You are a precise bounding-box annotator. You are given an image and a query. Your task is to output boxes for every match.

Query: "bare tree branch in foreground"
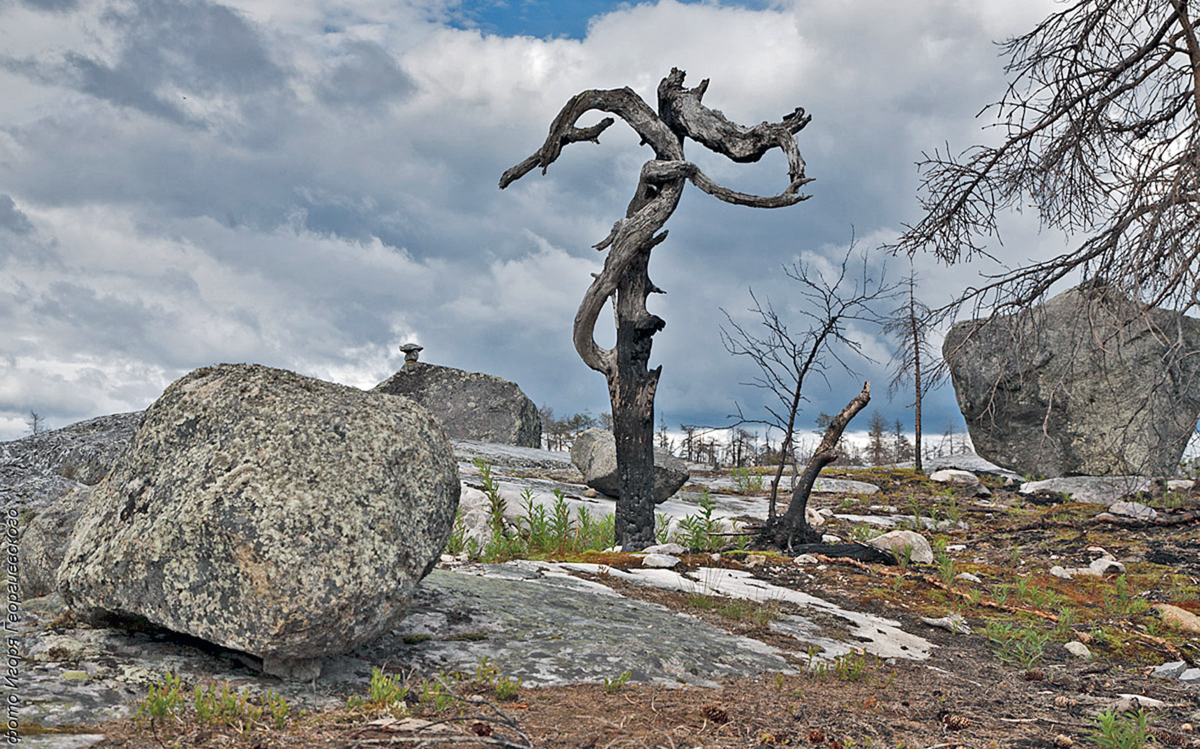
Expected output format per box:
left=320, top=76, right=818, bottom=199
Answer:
left=889, top=2, right=1200, bottom=316
left=502, top=68, right=812, bottom=548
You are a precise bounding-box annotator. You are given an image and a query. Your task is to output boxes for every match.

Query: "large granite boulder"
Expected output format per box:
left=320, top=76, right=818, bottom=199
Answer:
left=58, top=363, right=460, bottom=678
left=0, top=412, right=142, bottom=486
left=944, top=283, right=1200, bottom=477
left=374, top=362, right=540, bottom=448
left=570, top=428, right=689, bottom=504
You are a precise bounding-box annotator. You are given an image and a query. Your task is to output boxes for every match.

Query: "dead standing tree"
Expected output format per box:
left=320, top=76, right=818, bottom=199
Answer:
left=501, top=68, right=812, bottom=548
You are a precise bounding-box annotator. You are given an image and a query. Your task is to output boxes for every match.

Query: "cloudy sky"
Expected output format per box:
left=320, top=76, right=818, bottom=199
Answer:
left=0, top=0, right=1077, bottom=446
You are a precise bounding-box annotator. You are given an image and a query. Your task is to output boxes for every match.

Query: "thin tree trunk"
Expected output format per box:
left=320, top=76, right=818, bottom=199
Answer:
left=765, top=382, right=871, bottom=551
left=911, top=288, right=924, bottom=472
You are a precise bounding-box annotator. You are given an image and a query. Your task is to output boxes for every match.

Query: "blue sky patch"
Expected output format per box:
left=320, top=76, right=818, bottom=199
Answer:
left=447, top=0, right=773, bottom=40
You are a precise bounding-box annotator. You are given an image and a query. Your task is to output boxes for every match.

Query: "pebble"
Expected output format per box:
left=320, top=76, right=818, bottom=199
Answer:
left=642, top=543, right=686, bottom=556
left=954, top=572, right=982, bottom=584
left=1150, top=661, right=1188, bottom=679
left=919, top=614, right=971, bottom=635
left=821, top=534, right=842, bottom=544
left=1181, top=668, right=1200, bottom=684
left=793, top=554, right=819, bottom=565
left=1064, top=641, right=1091, bottom=660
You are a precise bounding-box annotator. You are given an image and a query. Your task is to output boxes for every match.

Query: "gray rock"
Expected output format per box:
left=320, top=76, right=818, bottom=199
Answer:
left=929, top=469, right=991, bottom=497
left=640, top=553, right=681, bottom=568
left=812, top=477, right=880, bottom=495
left=0, top=466, right=85, bottom=512
left=374, top=362, right=540, bottom=448
left=943, top=282, right=1200, bottom=477
left=569, top=428, right=688, bottom=504
left=1150, top=660, right=1187, bottom=679
left=1107, top=500, right=1158, bottom=521
left=642, top=543, right=686, bottom=556
left=1019, top=476, right=1153, bottom=505
left=19, top=486, right=92, bottom=598
left=1167, top=478, right=1195, bottom=493
left=954, top=572, right=982, bottom=584
left=1064, top=641, right=1092, bottom=660
left=0, top=412, right=142, bottom=486
left=1180, top=668, right=1200, bottom=683
left=920, top=613, right=970, bottom=634
left=58, top=364, right=460, bottom=675
left=867, top=530, right=934, bottom=565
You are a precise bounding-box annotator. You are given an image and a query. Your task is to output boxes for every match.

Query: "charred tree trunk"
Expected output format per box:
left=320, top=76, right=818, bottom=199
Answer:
left=502, top=69, right=812, bottom=549
left=765, top=382, right=871, bottom=551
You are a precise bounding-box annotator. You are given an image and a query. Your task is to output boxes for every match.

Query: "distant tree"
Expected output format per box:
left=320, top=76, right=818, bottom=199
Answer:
left=889, top=2, right=1200, bottom=315
left=26, top=411, right=46, bottom=436
left=656, top=415, right=673, bottom=454
left=884, top=269, right=944, bottom=472
left=503, top=68, right=813, bottom=549
left=722, top=248, right=896, bottom=519
left=892, top=419, right=914, bottom=464
left=867, top=410, right=888, bottom=466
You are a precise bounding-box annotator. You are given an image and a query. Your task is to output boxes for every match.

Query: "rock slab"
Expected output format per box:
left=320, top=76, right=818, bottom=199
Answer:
left=943, top=282, right=1200, bottom=477
left=569, top=428, right=689, bottom=504
left=58, top=364, right=460, bottom=675
left=374, top=362, right=541, bottom=448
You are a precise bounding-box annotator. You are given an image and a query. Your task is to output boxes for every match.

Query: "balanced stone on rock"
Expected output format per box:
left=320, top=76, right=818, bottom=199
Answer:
left=943, top=282, right=1200, bottom=477
left=57, top=364, right=460, bottom=678
left=374, top=361, right=540, bottom=448
left=569, top=428, right=688, bottom=504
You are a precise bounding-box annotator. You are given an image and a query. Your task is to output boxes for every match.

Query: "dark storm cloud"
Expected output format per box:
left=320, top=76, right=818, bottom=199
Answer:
left=0, top=195, right=34, bottom=235
left=317, top=41, right=416, bottom=111
left=7, top=0, right=283, bottom=124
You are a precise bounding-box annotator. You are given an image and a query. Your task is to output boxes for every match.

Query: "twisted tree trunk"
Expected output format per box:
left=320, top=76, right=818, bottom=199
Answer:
left=502, top=68, right=812, bottom=548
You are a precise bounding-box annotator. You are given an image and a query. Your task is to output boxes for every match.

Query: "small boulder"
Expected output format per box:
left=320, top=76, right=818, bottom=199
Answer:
left=1153, top=604, right=1200, bottom=635
left=1064, top=641, right=1092, bottom=660
left=640, top=554, right=680, bottom=569
left=1019, top=476, right=1152, bottom=505
left=929, top=469, right=991, bottom=497
left=374, top=361, right=541, bottom=448
left=569, top=429, right=688, bottom=504
left=1150, top=661, right=1188, bottom=679
left=867, top=530, right=934, bottom=565
left=58, top=364, right=460, bottom=678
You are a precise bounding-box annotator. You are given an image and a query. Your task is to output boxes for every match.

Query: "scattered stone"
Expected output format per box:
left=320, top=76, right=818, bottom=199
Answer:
left=1151, top=661, right=1188, bottom=679
left=1167, top=478, right=1195, bottom=492
left=954, top=572, right=982, bottom=584
left=1154, top=604, right=1200, bottom=635
left=793, top=554, right=819, bottom=565
left=1049, top=566, right=1075, bottom=580
left=640, top=554, right=681, bottom=569
left=944, top=282, right=1200, bottom=477
left=570, top=429, right=688, bottom=504
left=1019, top=476, right=1153, bottom=505
left=1064, top=641, right=1092, bottom=660
left=1106, top=695, right=1164, bottom=713
left=18, top=486, right=92, bottom=598
left=742, top=554, right=767, bottom=568
left=805, top=506, right=825, bottom=527
left=1087, top=546, right=1116, bottom=560
left=1106, top=500, right=1158, bottom=521
left=374, top=361, right=541, bottom=448
left=1180, top=668, right=1200, bottom=684
left=820, top=534, right=842, bottom=545
left=929, top=469, right=991, bottom=497
left=866, top=530, right=934, bottom=565
left=58, top=364, right=461, bottom=678
left=920, top=613, right=970, bottom=635
left=1089, top=558, right=1126, bottom=575
left=642, top=543, right=686, bottom=556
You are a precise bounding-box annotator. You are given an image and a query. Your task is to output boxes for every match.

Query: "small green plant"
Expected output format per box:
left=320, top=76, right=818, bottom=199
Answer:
left=603, top=670, right=632, bottom=694
left=673, top=491, right=723, bottom=551
left=348, top=667, right=411, bottom=715
left=832, top=650, right=873, bottom=682
left=935, top=548, right=956, bottom=587
left=1054, top=606, right=1076, bottom=639
left=475, top=658, right=522, bottom=701
left=192, top=682, right=266, bottom=727
left=847, top=524, right=880, bottom=543
left=1090, top=708, right=1153, bottom=749
left=135, top=671, right=186, bottom=725
left=984, top=621, right=1049, bottom=669
left=731, top=466, right=765, bottom=493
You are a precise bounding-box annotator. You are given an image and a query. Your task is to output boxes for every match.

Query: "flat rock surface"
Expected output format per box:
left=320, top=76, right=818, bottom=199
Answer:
left=1019, top=476, right=1153, bottom=505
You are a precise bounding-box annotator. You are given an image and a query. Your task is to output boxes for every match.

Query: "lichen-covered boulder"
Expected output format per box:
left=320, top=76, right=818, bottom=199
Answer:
left=57, top=364, right=460, bottom=678
left=570, top=428, right=688, bottom=504
left=374, top=362, right=541, bottom=448
left=0, top=412, right=143, bottom=486
left=19, top=486, right=92, bottom=599
left=944, top=282, right=1200, bottom=477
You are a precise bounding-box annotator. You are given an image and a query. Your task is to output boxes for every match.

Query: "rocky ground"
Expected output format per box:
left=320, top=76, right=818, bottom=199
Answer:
left=11, top=438, right=1200, bottom=749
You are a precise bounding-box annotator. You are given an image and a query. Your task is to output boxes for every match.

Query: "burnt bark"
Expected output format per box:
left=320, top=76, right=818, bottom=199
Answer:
left=502, top=68, right=811, bottom=549
left=765, top=382, right=871, bottom=551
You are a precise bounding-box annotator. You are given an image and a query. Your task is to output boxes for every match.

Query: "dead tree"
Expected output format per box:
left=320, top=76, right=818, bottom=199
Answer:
left=889, top=2, right=1200, bottom=315
left=721, top=246, right=894, bottom=521
left=765, top=382, right=871, bottom=550
left=884, top=269, right=943, bottom=472
left=501, top=68, right=812, bottom=549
